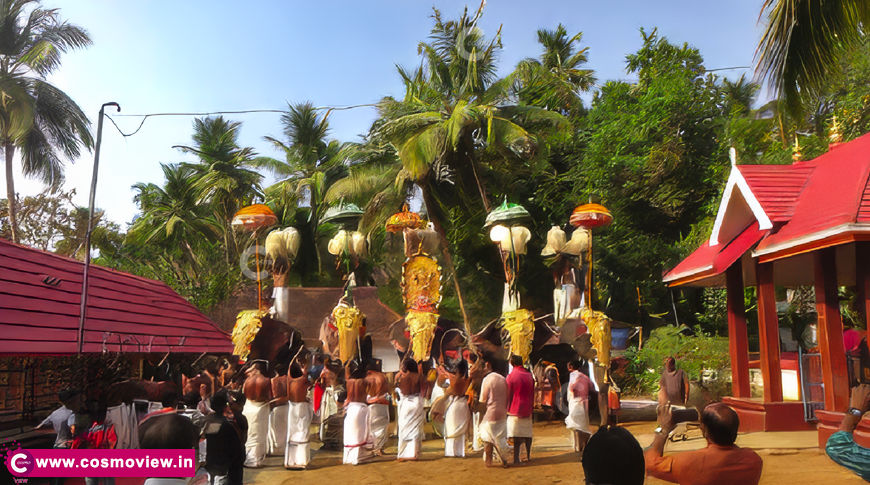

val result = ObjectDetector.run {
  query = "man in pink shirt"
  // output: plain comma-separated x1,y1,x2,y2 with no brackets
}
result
506,354,534,465
479,356,509,468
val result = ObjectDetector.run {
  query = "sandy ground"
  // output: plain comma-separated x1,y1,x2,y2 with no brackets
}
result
244,419,866,485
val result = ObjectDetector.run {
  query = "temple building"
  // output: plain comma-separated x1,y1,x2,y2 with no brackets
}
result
664,133,870,439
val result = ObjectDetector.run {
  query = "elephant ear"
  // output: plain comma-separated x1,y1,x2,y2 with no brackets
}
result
573,333,597,362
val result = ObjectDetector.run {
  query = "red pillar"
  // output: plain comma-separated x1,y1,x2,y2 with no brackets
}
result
858,242,870,330
756,262,783,402
814,247,849,412
726,262,751,398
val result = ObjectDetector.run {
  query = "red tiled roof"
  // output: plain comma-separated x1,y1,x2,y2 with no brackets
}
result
667,132,870,286
857,163,870,222
0,238,234,354
755,133,870,254
663,222,765,285
736,164,814,222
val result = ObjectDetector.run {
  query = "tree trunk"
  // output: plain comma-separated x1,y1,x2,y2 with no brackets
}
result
463,138,491,213
420,183,475,351
4,143,18,244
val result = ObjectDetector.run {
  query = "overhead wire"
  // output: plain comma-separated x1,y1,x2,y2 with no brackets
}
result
103,103,379,138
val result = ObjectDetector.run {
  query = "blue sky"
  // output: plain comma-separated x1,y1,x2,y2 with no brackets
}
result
2,0,766,227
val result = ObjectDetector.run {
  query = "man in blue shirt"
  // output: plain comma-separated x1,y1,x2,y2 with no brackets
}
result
826,383,870,481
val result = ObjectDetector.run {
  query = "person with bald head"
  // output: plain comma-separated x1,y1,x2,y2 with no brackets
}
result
645,402,763,484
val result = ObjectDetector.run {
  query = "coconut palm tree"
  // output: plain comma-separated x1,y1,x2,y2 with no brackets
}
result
0,0,93,244
175,116,264,224
174,116,264,262
514,24,596,117
375,3,569,333
127,163,222,264
254,101,353,277
756,0,870,114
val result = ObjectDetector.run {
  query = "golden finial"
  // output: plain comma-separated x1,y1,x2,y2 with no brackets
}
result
792,137,801,162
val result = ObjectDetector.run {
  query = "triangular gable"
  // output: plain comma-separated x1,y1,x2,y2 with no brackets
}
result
710,150,773,247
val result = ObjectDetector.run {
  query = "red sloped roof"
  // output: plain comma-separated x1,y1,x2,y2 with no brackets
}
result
663,222,765,285
736,164,814,222
755,133,870,254
0,238,234,354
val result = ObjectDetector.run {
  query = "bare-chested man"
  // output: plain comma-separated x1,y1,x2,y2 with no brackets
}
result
366,359,390,456
242,361,272,468
285,360,314,470
343,360,373,465
396,359,425,462
443,359,471,458
268,364,290,456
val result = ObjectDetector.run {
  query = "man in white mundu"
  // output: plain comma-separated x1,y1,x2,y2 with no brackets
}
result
396,360,426,462
565,360,593,453
343,362,373,465
442,359,471,458
478,357,510,467
285,362,314,470
242,361,272,468
268,364,290,457
365,360,390,456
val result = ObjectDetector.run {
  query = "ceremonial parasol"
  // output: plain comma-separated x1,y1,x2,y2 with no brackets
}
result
569,203,612,229
232,204,278,303
569,203,612,309
484,199,532,229
385,204,427,233
321,202,364,227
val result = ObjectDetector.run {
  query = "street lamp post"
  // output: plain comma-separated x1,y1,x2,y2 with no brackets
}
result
77,102,120,354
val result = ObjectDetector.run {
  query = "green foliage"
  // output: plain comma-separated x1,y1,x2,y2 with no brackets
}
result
566,29,740,323
0,0,94,244
614,325,731,397
756,0,870,115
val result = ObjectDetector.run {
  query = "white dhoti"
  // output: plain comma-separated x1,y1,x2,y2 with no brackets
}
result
243,400,270,467
319,387,339,443
444,396,470,457
343,402,372,465
472,411,483,451
479,418,509,462
397,395,424,460
368,403,389,453
268,403,288,456
565,397,590,435
507,415,533,438
285,401,312,468
106,403,138,449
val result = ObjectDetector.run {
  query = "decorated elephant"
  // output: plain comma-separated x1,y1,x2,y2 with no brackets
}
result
231,310,306,377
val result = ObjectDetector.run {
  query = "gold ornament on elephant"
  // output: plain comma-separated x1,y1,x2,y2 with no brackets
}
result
583,307,612,367
501,309,535,364
333,304,366,363
232,310,266,361
401,254,442,313
406,310,439,361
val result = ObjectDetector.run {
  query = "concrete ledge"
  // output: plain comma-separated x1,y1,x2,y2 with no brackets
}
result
724,397,817,432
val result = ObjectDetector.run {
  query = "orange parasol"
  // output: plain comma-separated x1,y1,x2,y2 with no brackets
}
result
385,205,427,233
231,204,278,231
569,203,612,229
232,204,278,303
569,203,612,312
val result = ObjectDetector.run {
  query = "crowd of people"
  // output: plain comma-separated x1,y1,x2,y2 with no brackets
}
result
64,351,870,485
